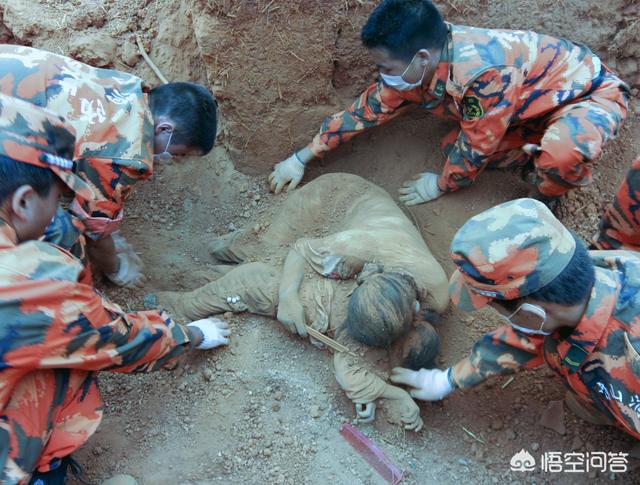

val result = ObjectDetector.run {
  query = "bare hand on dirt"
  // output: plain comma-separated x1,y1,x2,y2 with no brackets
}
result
276,293,308,337
187,317,231,350
390,367,455,401
269,154,306,194
398,172,444,206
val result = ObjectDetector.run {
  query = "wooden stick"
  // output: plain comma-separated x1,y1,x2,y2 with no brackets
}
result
305,325,357,357
135,33,170,85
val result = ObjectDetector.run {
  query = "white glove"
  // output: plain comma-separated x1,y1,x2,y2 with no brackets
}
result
187,318,231,350
269,153,305,194
398,172,444,206
105,232,145,288
390,367,455,401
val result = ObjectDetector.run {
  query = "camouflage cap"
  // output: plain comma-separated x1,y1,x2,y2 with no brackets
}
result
0,93,94,201
448,198,576,311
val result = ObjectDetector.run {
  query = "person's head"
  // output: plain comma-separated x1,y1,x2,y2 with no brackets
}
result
449,198,595,335
148,82,218,159
0,94,93,242
361,0,447,90
398,315,440,370
345,264,420,348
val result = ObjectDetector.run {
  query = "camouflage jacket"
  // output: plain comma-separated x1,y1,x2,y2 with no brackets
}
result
0,44,154,238
451,251,640,439
0,222,191,477
306,23,614,192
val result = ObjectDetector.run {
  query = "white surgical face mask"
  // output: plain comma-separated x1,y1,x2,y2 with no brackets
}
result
379,53,427,91
499,303,551,336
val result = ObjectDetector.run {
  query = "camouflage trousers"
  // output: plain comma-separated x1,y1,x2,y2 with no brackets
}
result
594,156,640,251
441,71,629,197
2,370,102,484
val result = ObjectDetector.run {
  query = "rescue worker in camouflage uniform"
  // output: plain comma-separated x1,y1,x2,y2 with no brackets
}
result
594,156,640,252
269,0,630,210
391,198,640,440
0,44,218,287
0,94,229,485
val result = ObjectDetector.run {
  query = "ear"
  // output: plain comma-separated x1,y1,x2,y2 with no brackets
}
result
415,49,431,65
154,121,174,136
10,185,36,222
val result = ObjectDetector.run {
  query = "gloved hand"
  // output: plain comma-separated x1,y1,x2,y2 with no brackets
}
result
105,250,145,288
390,367,455,401
187,318,231,349
269,153,306,194
276,293,307,337
398,172,443,206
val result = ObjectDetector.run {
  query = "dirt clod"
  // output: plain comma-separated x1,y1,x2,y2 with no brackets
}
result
69,32,117,67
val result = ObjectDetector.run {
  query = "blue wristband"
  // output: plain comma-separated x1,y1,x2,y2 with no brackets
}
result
446,367,457,389
293,152,306,167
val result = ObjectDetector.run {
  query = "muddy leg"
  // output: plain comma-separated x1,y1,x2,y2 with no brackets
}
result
157,262,280,322
208,230,249,263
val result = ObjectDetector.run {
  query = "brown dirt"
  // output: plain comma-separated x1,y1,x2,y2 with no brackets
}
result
2,0,640,484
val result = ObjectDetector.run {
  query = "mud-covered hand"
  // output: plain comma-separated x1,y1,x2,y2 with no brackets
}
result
390,367,455,401
187,318,231,349
269,153,306,194
276,292,307,337
385,391,424,432
398,172,443,206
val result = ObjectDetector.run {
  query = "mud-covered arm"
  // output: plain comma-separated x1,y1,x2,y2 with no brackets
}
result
276,247,308,337
303,81,414,160
333,332,423,430
438,67,520,193
293,236,365,281
450,325,545,389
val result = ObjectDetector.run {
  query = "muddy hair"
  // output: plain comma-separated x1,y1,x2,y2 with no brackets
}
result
361,0,447,62
345,266,418,348
0,155,56,203
148,82,218,155
400,317,440,370
498,234,595,312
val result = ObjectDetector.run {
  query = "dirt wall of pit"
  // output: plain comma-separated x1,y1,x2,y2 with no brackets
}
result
2,0,637,175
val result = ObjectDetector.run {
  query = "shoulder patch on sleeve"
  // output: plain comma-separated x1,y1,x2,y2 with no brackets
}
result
462,95,484,119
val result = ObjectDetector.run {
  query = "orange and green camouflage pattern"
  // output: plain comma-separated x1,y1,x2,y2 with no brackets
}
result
0,44,154,240
595,156,640,251
0,221,191,483
305,23,630,197
450,250,640,440
0,93,94,201
448,198,576,311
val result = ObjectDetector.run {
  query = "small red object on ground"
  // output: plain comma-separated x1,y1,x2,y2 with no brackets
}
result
339,423,404,484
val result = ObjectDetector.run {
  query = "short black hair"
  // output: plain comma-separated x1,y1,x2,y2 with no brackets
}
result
401,320,440,370
499,234,595,312
0,154,56,203
148,82,218,155
361,0,447,61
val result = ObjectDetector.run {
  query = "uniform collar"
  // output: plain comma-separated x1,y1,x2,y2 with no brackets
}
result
0,220,19,249
423,23,452,105
557,267,618,373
